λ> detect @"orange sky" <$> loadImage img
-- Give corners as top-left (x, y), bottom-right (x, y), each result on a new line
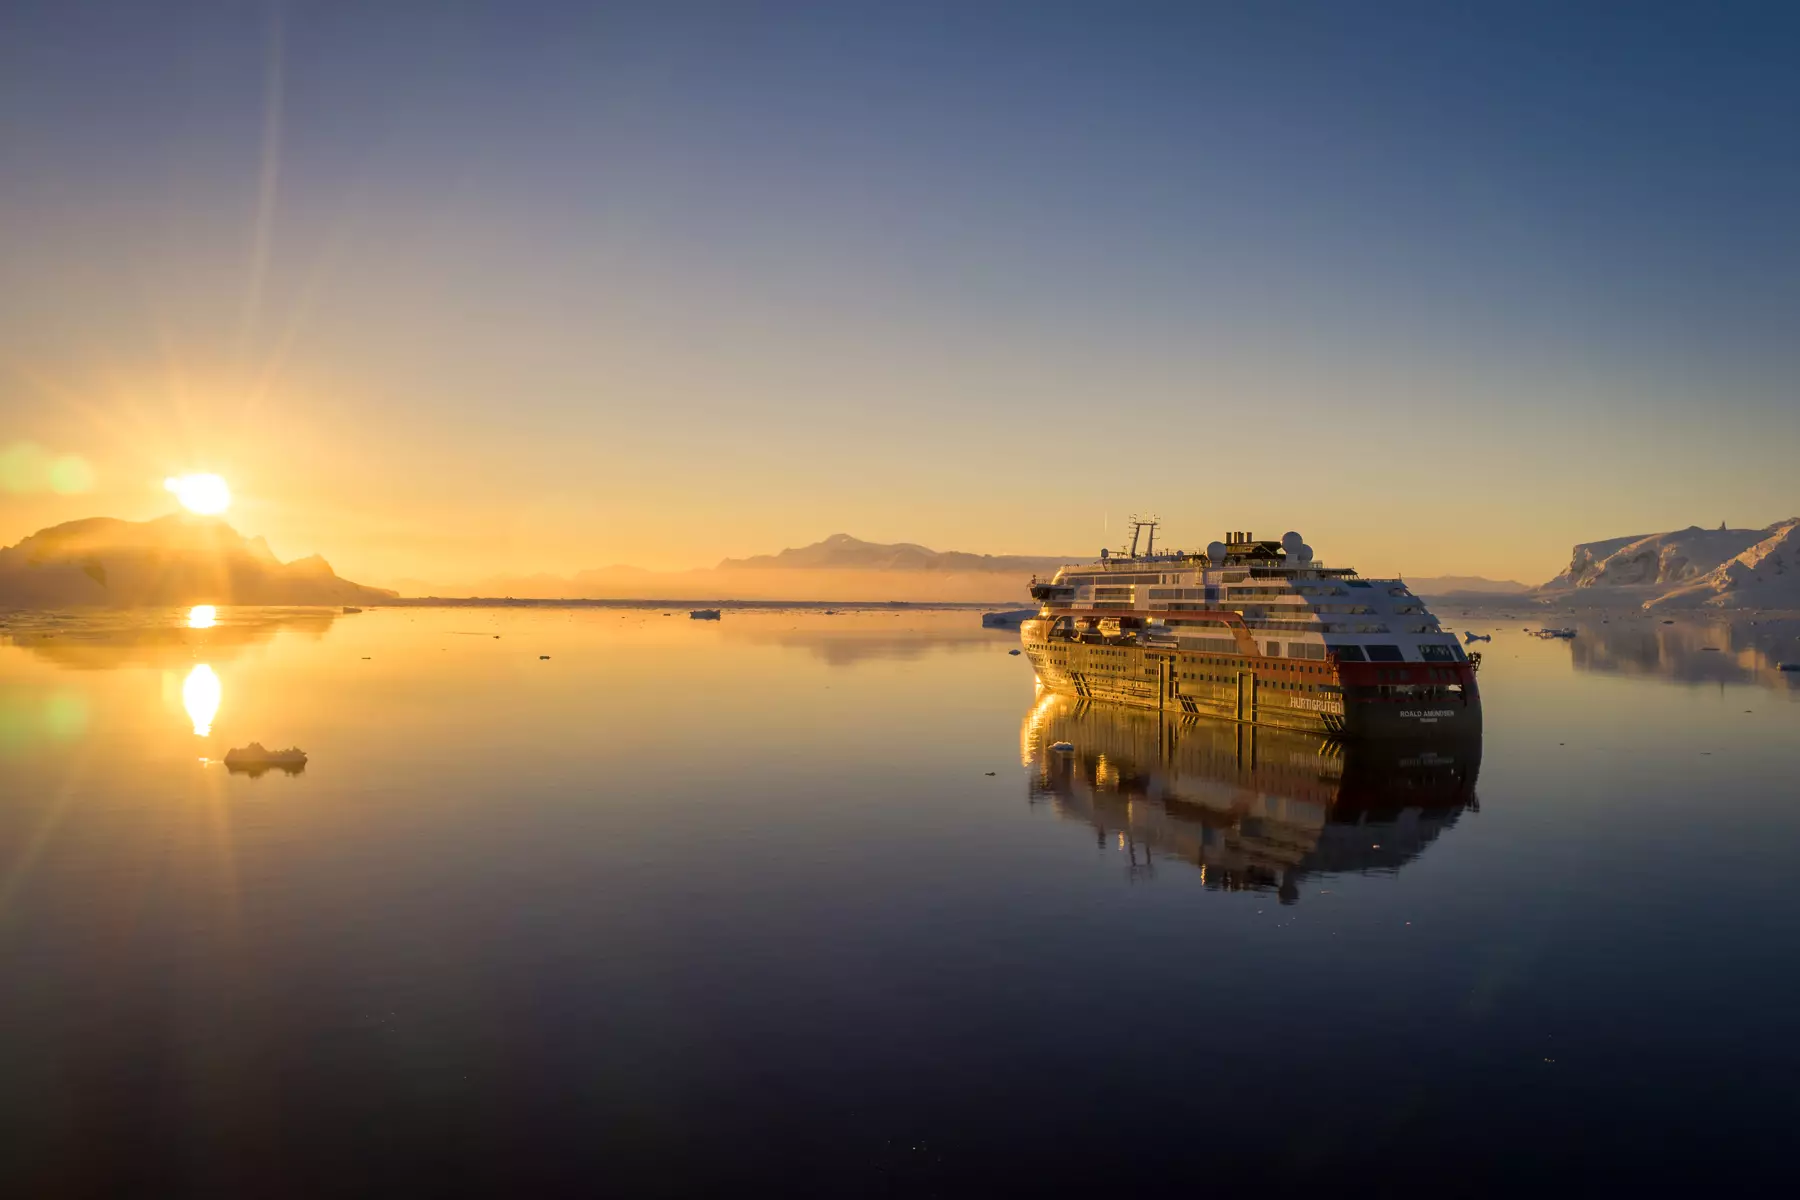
top-left (1, 347), bottom-right (1791, 592)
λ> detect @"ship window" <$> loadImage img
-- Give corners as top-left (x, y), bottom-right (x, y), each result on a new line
top-left (1326, 644), bottom-right (1366, 662)
top-left (1366, 644), bottom-right (1405, 662)
top-left (1345, 579), bottom-right (1372, 589)
top-left (1419, 644), bottom-right (1456, 662)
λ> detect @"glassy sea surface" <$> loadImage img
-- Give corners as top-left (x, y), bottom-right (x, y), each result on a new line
top-left (4, 605), bottom-right (1799, 1193)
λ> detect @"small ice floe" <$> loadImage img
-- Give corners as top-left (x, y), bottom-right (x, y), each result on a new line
top-left (981, 608), bottom-right (1037, 628)
top-left (539, 655), bottom-right (550, 660)
top-left (342, 606), bottom-right (363, 614)
top-left (690, 609), bottom-right (721, 620)
top-left (1050, 741), bottom-right (1075, 753)
top-left (1008, 648), bottom-right (1022, 655)
top-left (224, 743), bottom-right (307, 775)
top-left (1462, 631), bottom-right (1492, 644)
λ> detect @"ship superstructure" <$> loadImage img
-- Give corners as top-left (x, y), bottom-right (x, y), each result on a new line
top-left (1020, 518), bottom-right (1481, 738)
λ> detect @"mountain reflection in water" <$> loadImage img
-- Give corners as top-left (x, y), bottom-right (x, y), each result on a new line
top-left (721, 609), bottom-right (1013, 665)
top-left (1561, 615), bottom-right (1800, 690)
top-left (3, 606), bottom-right (338, 670)
top-left (1021, 693), bottom-right (1478, 900)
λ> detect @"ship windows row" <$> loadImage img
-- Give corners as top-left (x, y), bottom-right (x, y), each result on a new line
top-left (1327, 644), bottom-right (1404, 662)
top-left (1060, 573), bottom-right (1171, 587)
top-left (1177, 670), bottom-right (1339, 695)
top-left (1325, 643), bottom-right (1465, 663)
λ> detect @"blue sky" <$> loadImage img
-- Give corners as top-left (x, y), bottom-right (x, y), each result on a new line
top-left (2, 1), bottom-right (1795, 583)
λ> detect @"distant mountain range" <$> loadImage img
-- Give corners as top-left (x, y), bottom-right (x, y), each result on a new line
top-left (433, 534), bottom-right (1072, 603)
top-left (1405, 575), bottom-right (1532, 597)
top-left (1539, 519), bottom-right (1800, 609)
top-left (10, 520), bottom-right (1796, 611)
top-left (0, 515), bottom-right (395, 607)
top-left (471, 536), bottom-right (1536, 602)
top-left (412, 525), bottom-right (1800, 608)
top-left (717, 533), bottom-right (1073, 575)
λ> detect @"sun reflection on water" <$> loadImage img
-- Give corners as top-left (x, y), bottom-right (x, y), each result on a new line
top-left (188, 605), bottom-right (217, 629)
top-left (183, 664), bottom-right (221, 736)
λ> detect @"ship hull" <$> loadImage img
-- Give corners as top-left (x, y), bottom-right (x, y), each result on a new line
top-left (1020, 619), bottom-right (1481, 740)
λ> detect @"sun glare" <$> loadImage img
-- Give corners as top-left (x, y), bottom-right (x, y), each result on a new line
top-left (166, 473), bottom-right (232, 515)
top-left (188, 605), bottom-right (217, 629)
top-left (183, 664), bottom-right (221, 736)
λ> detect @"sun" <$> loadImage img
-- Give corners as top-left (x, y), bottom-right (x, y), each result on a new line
top-left (165, 473), bottom-right (232, 515)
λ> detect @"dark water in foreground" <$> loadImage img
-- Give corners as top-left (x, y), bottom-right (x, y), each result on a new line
top-left (3, 606), bottom-right (1799, 1194)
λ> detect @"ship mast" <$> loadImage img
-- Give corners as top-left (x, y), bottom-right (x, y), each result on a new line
top-left (1126, 514), bottom-right (1160, 558)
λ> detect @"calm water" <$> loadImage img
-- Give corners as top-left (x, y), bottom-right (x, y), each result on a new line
top-left (3, 605), bottom-right (1799, 1193)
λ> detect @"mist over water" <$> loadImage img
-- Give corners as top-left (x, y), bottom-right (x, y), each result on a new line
top-left (2, 606), bottom-right (1797, 1191)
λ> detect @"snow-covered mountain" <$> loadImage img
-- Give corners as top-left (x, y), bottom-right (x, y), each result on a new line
top-left (1649, 520), bottom-right (1800, 609)
top-left (0, 515), bottom-right (397, 607)
top-left (1539, 519), bottom-right (1800, 609)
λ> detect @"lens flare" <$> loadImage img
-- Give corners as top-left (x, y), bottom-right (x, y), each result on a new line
top-left (48, 455), bottom-right (95, 494)
top-left (183, 664), bottom-right (221, 736)
top-left (165, 474), bottom-right (232, 515)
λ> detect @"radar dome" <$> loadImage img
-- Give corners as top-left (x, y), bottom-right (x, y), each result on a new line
top-left (1281, 531), bottom-right (1304, 552)
top-left (1206, 541), bottom-right (1227, 562)
top-left (1297, 543), bottom-right (1314, 563)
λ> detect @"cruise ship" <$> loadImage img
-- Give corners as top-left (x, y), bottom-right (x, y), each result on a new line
top-left (1021, 519), bottom-right (1480, 738)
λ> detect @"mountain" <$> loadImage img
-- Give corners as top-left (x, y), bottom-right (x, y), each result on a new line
top-left (1407, 575), bottom-right (1531, 597)
top-left (717, 533), bottom-right (1073, 575)
top-left (0, 515), bottom-right (397, 607)
top-left (1538, 519), bottom-right (1800, 609)
top-left (408, 535), bottom-right (1074, 603)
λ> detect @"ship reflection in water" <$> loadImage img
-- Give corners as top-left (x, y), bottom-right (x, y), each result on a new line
top-left (1021, 692), bottom-right (1479, 901)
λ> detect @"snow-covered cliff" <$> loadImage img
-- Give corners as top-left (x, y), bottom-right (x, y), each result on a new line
top-left (1540, 520), bottom-right (1800, 609)
top-left (1648, 519), bottom-right (1800, 609)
